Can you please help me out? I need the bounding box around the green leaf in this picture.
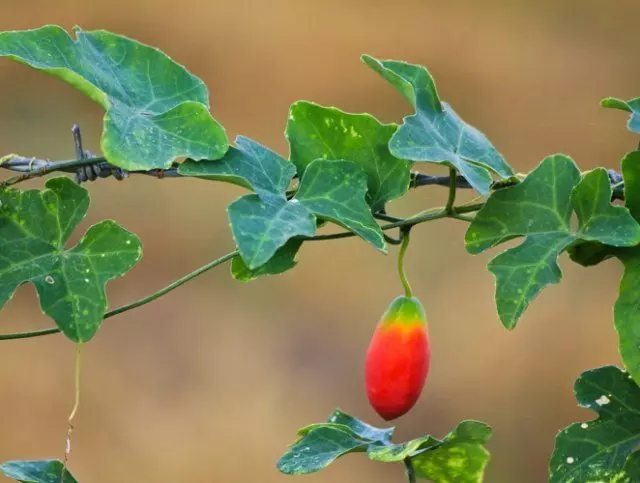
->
[613,251,640,386]
[0,460,78,483]
[609,152,640,385]
[363,55,513,195]
[179,136,295,197]
[278,409,493,479]
[229,159,385,270]
[286,101,412,211]
[227,194,315,270]
[230,238,302,282]
[466,155,640,329]
[277,425,370,475]
[549,366,640,483]
[411,421,493,483]
[361,55,440,111]
[295,160,385,252]
[0,25,228,170]
[602,97,640,134]
[0,177,142,342]
[567,240,615,267]
[622,151,640,220]
[327,408,393,444]
[367,437,437,463]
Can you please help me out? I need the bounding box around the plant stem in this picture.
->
[62,342,83,480]
[0,250,239,341]
[398,227,413,298]
[404,458,416,483]
[445,167,457,213]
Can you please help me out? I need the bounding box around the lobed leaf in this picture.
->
[550,366,640,483]
[0,25,228,170]
[0,177,142,342]
[0,460,78,483]
[228,159,385,270]
[179,135,295,198]
[286,101,412,211]
[227,194,315,270]
[363,55,513,195]
[466,155,640,329]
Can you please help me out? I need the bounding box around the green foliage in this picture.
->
[465,155,640,329]
[602,97,640,134]
[278,409,492,481]
[0,25,228,170]
[179,135,295,197]
[550,366,640,483]
[286,101,412,211]
[227,157,385,270]
[3,24,640,483]
[0,460,77,483]
[0,177,141,342]
[363,55,514,195]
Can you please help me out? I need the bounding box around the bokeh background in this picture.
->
[1,1,639,481]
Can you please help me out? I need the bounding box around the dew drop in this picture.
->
[581,423,588,429]
[595,395,610,406]
[44,275,55,284]
[566,457,575,464]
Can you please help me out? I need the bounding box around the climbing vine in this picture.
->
[0,25,639,482]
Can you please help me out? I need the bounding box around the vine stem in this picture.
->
[62,342,83,480]
[0,201,484,342]
[404,457,416,483]
[445,166,457,213]
[308,201,485,242]
[398,227,413,298]
[0,250,239,341]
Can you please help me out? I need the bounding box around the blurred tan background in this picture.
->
[1,1,639,482]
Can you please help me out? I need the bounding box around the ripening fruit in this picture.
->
[365,296,430,421]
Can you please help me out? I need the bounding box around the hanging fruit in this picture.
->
[365,295,430,420]
[364,228,430,420]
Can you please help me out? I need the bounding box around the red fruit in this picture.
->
[365,296,430,421]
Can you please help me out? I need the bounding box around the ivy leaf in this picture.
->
[277,425,370,475]
[362,55,513,195]
[327,408,393,444]
[411,421,493,483]
[229,159,385,270]
[0,25,228,170]
[230,238,302,282]
[0,177,142,342]
[179,136,295,198]
[180,136,303,280]
[602,97,640,134]
[361,55,440,111]
[286,101,412,211]
[278,409,493,479]
[466,155,640,329]
[0,460,78,483]
[549,366,640,483]
[295,160,385,251]
[227,194,315,270]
